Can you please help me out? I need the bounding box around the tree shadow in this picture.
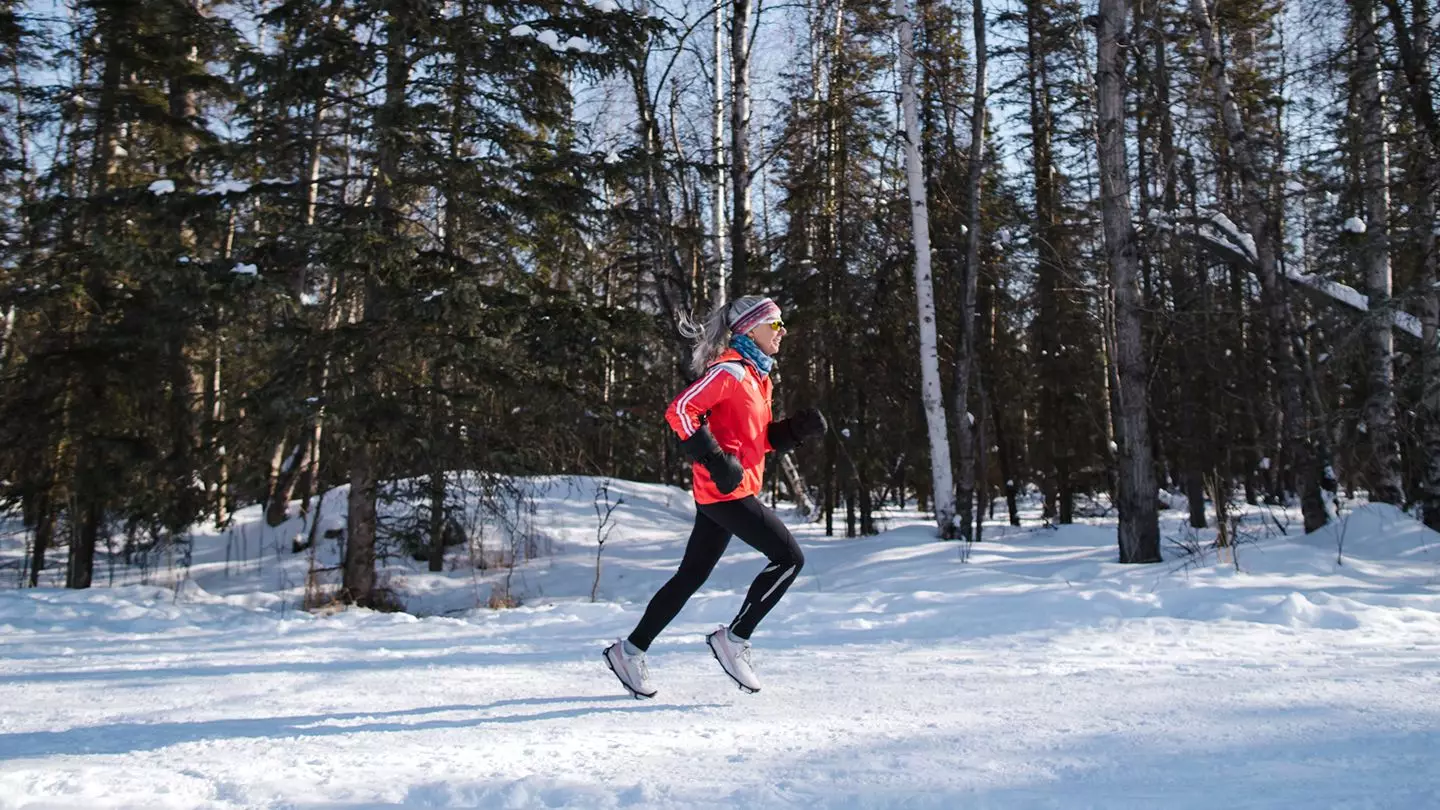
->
[0,694,719,761]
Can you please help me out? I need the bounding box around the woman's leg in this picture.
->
[626,508,731,650]
[698,496,805,639]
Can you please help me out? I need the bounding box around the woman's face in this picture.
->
[748,317,786,356]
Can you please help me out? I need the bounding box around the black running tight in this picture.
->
[627,496,804,650]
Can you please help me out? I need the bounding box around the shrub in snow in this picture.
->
[1342,217,1367,234]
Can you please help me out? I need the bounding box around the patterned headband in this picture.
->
[729,298,782,335]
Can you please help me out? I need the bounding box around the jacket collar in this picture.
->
[713,348,767,381]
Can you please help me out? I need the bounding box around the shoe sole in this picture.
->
[603,645,657,700]
[706,633,760,694]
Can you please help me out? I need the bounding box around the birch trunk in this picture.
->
[729,0,753,294]
[897,0,956,538]
[0,304,12,371]
[711,5,727,308]
[208,341,228,524]
[1189,0,1327,533]
[1354,0,1405,505]
[953,0,987,543]
[1096,0,1160,563]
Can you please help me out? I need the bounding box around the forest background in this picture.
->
[2,0,1438,605]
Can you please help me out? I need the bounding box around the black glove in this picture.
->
[680,425,744,494]
[766,408,827,454]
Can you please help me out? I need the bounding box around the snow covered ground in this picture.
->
[1,478,1438,809]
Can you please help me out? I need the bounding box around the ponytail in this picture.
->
[679,295,771,377]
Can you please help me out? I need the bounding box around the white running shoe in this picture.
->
[604,641,656,699]
[706,626,761,693]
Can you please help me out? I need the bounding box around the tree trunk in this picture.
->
[953,0,988,543]
[857,387,876,534]
[345,2,410,607]
[1381,0,1440,528]
[1189,0,1327,533]
[208,340,228,524]
[711,4,727,308]
[343,448,378,602]
[265,439,296,526]
[1026,0,1070,524]
[974,374,991,543]
[729,0,753,294]
[1423,197,1440,529]
[1145,3,1208,529]
[896,0,956,537]
[1355,0,1405,505]
[427,466,447,573]
[66,2,132,589]
[28,491,54,587]
[1097,0,1160,563]
[0,304,12,372]
[626,33,692,346]
[67,501,102,590]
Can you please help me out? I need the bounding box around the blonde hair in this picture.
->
[678,295,771,377]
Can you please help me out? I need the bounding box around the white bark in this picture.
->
[1357,0,1405,505]
[1378,0,1440,527]
[711,5,727,308]
[729,0,753,291]
[780,454,817,519]
[0,306,13,369]
[896,0,956,537]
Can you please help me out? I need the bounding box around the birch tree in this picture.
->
[729,0,753,294]
[897,0,956,537]
[1351,0,1405,505]
[711,4,727,308]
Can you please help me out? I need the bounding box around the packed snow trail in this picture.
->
[1,479,1438,808]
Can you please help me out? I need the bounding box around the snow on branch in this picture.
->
[1283,269,1424,341]
[1147,209,1259,268]
[1196,211,1258,266]
[1145,209,1432,345]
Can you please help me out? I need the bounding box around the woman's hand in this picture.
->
[766,408,827,453]
[680,424,745,493]
[791,408,826,440]
[703,453,745,494]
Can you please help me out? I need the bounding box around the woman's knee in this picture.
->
[777,539,804,571]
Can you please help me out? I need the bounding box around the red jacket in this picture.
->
[666,349,774,503]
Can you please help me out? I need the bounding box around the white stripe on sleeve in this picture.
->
[674,366,727,437]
